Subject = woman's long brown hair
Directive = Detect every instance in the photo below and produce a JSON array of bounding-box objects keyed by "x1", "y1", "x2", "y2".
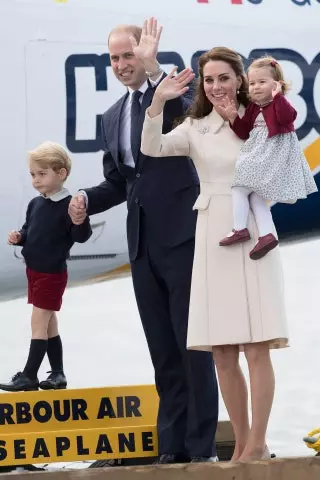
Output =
[{"x1": 187, "y1": 47, "x2": 249, "y2": 120}]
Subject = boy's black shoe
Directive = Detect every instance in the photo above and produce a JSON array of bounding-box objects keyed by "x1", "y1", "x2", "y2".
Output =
[
  {"x1": 39, "y1": 371, "x2": 67, "y2": 390},
  {"x1": 0, "y1": 372, "x2": 39, "y2": 392}
]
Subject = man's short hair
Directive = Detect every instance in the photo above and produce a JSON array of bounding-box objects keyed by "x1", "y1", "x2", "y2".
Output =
[{"x1": 108, "y1": 25, "x2": 142, "y2": 46}]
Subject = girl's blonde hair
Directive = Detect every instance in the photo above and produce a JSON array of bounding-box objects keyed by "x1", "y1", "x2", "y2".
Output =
[
  {"x1": 248, "y1": 56, "x2": 290, "y2": 95},
  {"x1": 28, "y1": 141, "x2": 72, "y2": 177}
]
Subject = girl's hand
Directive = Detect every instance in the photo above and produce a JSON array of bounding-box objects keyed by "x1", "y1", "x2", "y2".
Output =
[
  {"x1": 272, "y1": 81, "x2": 283, "y2": 98},
  {"x1": 215, "y1": 96, "x2": 238, "y2": 123},
  {"x1": 154, "y1": 66, "x2": 195, "y2": 102},
  {"x1": 8, "y1": 231, "x2": 21, "y2": 245}
]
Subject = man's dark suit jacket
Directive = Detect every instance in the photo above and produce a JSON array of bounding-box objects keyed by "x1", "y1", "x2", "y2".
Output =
[{"x1": 85, "y1": 83, "x2": 199, "y2": 261}]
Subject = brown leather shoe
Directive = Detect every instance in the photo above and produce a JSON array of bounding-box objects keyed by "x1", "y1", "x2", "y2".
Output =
[
  {"x1": 219, "y1": 228, "x2": 250, "y2": 246},
  {"x1": 249, "y1": 233, "x2": 278, "y2": 260}
]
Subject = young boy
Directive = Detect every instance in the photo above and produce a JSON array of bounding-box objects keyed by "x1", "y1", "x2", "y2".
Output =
[{"x1": 0, "y1": 141, "x2": 92, "y2": 392}]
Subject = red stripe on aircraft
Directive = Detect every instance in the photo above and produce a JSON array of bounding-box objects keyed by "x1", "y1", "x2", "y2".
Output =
[{"x1": 197, "y1": 0, "x2": 243, "y2": 3}]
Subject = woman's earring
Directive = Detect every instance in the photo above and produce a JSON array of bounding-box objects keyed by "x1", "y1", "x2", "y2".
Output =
[{"x1": 237, "y1": 90, "x2": 240, "y2": 94}]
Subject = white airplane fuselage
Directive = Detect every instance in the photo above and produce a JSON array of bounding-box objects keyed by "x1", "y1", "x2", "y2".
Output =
[{"x1": 1, "y1": 0, "x2": 319, "y2": 300}]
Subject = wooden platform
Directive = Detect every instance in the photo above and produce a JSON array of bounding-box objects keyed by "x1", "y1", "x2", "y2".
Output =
[{"x1": 0, "y1": 457, "x2": 319, "y2": 480}]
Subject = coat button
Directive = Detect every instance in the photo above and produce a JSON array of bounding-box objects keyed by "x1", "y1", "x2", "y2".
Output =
[
  {"x1": 135, "y1": 198, "x2": 139, "y2": 204},
  {"x1": 136, "y1": 173, "x2": 140, "y2": 178}
]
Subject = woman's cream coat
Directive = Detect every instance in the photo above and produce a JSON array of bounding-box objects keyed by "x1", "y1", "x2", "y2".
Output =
[{"x1": 141, "y1": 107, "x2": 288, "y2": 351}]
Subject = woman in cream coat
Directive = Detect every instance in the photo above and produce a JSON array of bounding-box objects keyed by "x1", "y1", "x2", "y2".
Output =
[{"x1": 141, "y1": 47, "x2": 289, "y2": 462}]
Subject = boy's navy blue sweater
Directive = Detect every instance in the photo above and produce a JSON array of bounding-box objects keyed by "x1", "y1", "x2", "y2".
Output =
[{"x1": 18, "y1": 192, "x2": 92, "y2": 273}]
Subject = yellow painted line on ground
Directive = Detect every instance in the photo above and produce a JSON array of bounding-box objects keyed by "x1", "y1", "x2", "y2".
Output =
[
  {"x1": 92, "y1": 263, "x2": 131, "y2": 281},
  {"x1": 88, "y1": 263, "x2": 131, "y2": 283},
  {"x1": 304, "y1": 137, "x2": 320, "y2": 171}
]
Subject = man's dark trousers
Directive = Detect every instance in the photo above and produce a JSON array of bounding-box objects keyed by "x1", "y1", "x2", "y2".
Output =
[{"x1": 131, "y1": 211, "x2": 218, "y2": 457}]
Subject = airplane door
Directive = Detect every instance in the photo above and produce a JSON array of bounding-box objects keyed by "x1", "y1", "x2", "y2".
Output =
[{"x1": 19, "y1": 40, "x2": 128, "y2": 259}]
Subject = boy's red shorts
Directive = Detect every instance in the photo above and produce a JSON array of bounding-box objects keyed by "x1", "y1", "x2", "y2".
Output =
[{"x1": 26, "y1": 268, "x2": 68, "y2": 312}]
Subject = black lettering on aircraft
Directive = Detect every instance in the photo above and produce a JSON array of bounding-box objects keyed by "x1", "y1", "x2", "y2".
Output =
[
  {"x1": 65, "y1": 48, "x2": 320, "y2": 153},
  {"x1": 65, "y1": 52, "x2": 184, "y2": 154}
]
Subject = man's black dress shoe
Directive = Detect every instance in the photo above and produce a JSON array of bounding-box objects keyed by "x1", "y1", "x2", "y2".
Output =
[
  {"x1": 0, "y1": 372, "x2": 39, "y2": 392},
  {"x1": 190, "y1": 456, "x2": 218, "y2": 463},
  {"x1": 154, "y1": 454, "x2": 190, "y2": 464},
  {"x1": 39, "y1": 371, "x2": 67, "y2": 390}
]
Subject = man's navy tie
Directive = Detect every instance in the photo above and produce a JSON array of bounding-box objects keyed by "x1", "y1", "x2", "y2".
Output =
[{"x1": 130, "y1": 90, "x2": 143, "y2": 163}]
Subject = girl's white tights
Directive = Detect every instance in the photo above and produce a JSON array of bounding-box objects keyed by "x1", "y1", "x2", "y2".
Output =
[{"x1": 232, "y1": 186, "x2": 274, "y2": 237}]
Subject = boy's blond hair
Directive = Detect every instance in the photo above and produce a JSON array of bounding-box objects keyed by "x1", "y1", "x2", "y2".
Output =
[
  {"x1": 28, "y1": 141, "x2": 72, "y2": 177},
  {"x1": 248, "y1": 56, "x2": 290, "y2": 95}
]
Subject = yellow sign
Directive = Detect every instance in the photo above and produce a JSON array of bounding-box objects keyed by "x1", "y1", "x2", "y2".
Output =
[
  {"x1": 0, "y1": 385, "x2": 159, "y2": 466},
  {"x1": 0, "y1": 385, "x2": 158, "y2": 434},
  {"x1": 0, "y1": 426, "x2": 158, "y2": 466}
]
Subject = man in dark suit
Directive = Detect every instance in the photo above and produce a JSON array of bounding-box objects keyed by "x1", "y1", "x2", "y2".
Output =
[{"x1": 69, "y1": 17, "x2": 218, "y2": 464}]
